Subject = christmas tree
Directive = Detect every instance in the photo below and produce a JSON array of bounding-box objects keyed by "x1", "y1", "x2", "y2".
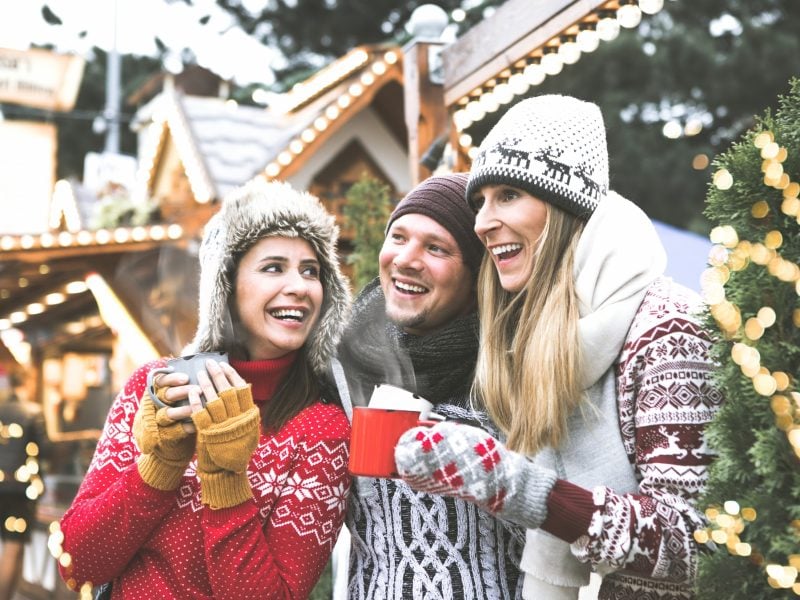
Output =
[{"x1": 696, "y1": 78, "x2": 800, "y2": 598}]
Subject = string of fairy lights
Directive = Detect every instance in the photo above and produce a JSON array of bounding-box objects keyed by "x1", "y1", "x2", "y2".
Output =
[
  {"x1": 451, "y1": 0, "x2": 666, "y2": 158},
  {"x1": 698, "y1": 130, "x2": 800, "y2": 594},
  {"x1": 262, "y1": 48, "x2": 400, "y2": 180},
  {"x1": 0, "y1": 421, "x2": 44, "y2": 540}
]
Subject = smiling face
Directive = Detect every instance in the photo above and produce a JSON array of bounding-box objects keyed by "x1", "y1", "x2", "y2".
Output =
[
  {"x1": 378, "y1": 213, "x2": 475, "y2": 336},
  {"x1": 233, "y1": 236, "x2": 323, "y2": 360},
  {"x1": 471, "y1": 184, "x2": 549, "y2": 293}
]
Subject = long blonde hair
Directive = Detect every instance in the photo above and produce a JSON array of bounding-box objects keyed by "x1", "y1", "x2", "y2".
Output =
[{"x1": 474, "y1": 205, "x2": 585, "y2": 454}]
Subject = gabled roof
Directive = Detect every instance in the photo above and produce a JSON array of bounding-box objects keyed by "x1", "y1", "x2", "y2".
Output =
[
  {"x1": 47, "y1": 179, "x2": 97, "y2": 232},
  {"x1": 134, "y1": 44, "x2": 405, "y2": 203}
]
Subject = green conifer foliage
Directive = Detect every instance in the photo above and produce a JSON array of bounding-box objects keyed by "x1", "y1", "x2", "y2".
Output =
[
  {"x1": 697, "y1": 78, "x2": 800, "y2": 598},
  {"x1": 343, "y1": 173, "x2": 394, "y2": 293}
]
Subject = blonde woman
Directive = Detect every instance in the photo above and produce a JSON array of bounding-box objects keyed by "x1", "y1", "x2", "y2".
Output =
[{"x1": 395, "y1": 95, "x2": 723, "y2": 599}]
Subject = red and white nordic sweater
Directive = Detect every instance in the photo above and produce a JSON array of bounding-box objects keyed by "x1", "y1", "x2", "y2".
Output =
[
  {"x1": 542, "y1": 277, "x2": 724, "y2": 598},
  {"x1": 58, "y1": 353, "x2": 351, "y2": 599}
]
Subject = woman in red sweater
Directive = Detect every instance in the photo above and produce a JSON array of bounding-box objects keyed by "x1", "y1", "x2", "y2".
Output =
[{"x1": 58, "y1": 179, "x2": 352, "y2": 599}]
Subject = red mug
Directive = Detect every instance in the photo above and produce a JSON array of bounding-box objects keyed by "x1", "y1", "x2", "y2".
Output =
[{"x1": 348, "y1": 384, "x2": 442, "y2": 478}]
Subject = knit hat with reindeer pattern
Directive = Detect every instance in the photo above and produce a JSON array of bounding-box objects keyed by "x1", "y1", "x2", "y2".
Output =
[{"x1": 465, "y1": 94, "x2": 609, "y2": 220}]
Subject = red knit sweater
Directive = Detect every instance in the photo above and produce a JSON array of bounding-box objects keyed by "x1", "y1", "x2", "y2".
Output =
[{"x1": 58, "y1": 353, "x2": 351, "y2": 599}]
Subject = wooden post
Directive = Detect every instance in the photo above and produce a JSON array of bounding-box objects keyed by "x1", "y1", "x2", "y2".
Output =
[{"x1": 403, "y1": 40, "x2": 448, "y2": 186}]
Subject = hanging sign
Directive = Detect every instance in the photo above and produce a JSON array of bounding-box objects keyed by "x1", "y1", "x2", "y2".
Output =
[{"x1": 0, "y1": 47, "x2": 85, "y2": 111}]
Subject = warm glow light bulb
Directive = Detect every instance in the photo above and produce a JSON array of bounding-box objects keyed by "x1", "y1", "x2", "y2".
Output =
[
  {"x1": 508, "y1": 72, "x2": 530, "y2": 96},
  {"x1": 541, "y1": 51, "x2": 563, "y2": 75},
  {"x1": 576, "y1": 27, "x2": 600, "y2": 52},
  {"x1": 479, "y1": 91, "x2": 500, "y2": 113},
  {"x1": 731, "y1": 342, "x2": 749, "y2": 365},
  {"x1": 558, "y1": 37, "x2": 581, "y2": 64},
  {"x1": 453, "y1": 109, "x2": 472, "y2": 131},
  {"x1": 617, "y1": 3, "x2": 642, "y2": 28},
  {"x1": 662, "y1": 121, "x2": 682, "y2": 139},
  {"x1": 597, "y1": 14, "x2": 620, "y2": 41},
  {"x1": 713, "y1": 169, "x2": 733, "y2": 190},
  {"x1": 753, "y1": 373, "x2": 778, "y2": 397},
  {"x1": 493, "y1": 82, "x2": 514, "y2": 105},
  {"x1": 639, "y1": 0, "x2": 664, "y2": 15},
  {"x1": 465, "y1": 100, "x2": 486, "y2": 122},
  {"x1": 524, "y1": 62, "x2": 546, "y2": 86}
]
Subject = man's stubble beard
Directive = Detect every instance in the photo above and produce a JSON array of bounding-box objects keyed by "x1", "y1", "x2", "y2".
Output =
[{"x1": 385, "y1": 304, "x2": 429, "y2": 332}]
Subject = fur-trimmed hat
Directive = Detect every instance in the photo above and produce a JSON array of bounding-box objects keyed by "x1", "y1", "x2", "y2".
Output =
[
  {"x1": 385, "y1": 173, "x2": 483, "y2": 274},
  {"x1": 466, "y1": 95, "x2": 609, "y2": 220},
  {"x1": 185, "y1": 178, "x2": 352, "y2": 375}
]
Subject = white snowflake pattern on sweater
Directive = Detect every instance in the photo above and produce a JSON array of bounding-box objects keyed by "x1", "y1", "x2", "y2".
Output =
[{"x1": 59, "y1": 360, "x2": 351, "y2": 599}]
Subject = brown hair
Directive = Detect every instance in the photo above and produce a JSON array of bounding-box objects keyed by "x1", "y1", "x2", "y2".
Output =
[{"x1": 224, "y1": 251, "x2": 323, "y2": 432}]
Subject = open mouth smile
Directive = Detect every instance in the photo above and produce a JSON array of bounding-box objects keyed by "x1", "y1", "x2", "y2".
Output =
[
  {"x1": 393, "y1": 279, "x2": 428, "y2": 294},
  {"x1": 269, "y1": 308, "x2": 307, "y2": 322},
  {"x1": 491, "y1": 243, "x2": 523, "y2": 260}
]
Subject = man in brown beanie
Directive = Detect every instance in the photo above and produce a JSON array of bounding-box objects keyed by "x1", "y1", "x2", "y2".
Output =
[{"x1": 328, "y1": 173, "x2": 525, "y2": 599}]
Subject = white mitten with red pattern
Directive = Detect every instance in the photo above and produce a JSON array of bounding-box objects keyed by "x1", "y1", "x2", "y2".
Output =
[{"x1": 394, "y1": 421, "x2": 557, "y2": 529}]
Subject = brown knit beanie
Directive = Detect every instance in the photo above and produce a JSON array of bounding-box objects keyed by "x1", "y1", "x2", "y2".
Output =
[{"x1": 385, "y1": 173, "x2": 483, "y2": 274}]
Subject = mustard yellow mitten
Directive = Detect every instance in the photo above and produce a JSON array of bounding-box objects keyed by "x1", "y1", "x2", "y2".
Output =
[
  {"x1": 133, "y1": 395, "x2": 195, "y2": 490},
  {"x1": 192, "y1": 385, "x2": 260, "y2": 509}
]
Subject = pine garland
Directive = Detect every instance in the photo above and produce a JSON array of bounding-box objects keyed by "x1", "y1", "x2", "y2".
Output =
[{"x1": 696, "y1": 78, "x2": 800, "y2": 598}]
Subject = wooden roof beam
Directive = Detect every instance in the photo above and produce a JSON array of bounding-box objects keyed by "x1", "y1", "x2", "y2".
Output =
[{"x1": 442, "y1": 0, "x2": 611, "y2": 107}]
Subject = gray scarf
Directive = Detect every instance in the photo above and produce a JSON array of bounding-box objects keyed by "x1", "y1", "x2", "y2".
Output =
[{"x1": 336, "y1": 278, "x2": 481, "y2": 414}]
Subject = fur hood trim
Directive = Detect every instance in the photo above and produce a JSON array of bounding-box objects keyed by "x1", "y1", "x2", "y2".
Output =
[{"x1": 185, "y1": 178, "x2": 351, "y2": 375}]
